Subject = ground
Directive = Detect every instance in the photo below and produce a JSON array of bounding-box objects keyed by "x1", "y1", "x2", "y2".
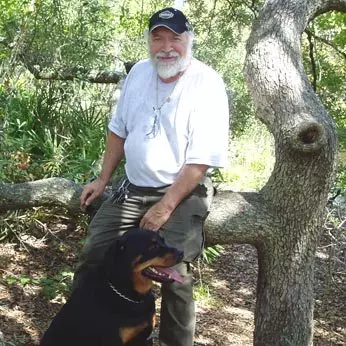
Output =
[{"x1": 0, "y1": 213, "x2": 345, "y2": 346}]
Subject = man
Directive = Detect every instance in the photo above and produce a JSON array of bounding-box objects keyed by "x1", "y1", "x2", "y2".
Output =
[{"x1": 76, "y1": 7, "x2": 229, "y2": 346}]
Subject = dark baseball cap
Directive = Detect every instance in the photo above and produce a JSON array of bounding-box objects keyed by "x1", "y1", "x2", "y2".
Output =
[{"x1": 149, "y1": 7, "x2": 191, "y2": 34}]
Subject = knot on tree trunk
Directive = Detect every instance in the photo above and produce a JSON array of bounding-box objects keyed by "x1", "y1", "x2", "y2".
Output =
[{"x1": 290, "y1": 121, "x2": 326, "y2": 152}]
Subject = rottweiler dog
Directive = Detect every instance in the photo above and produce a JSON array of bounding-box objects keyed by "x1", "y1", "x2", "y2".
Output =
[{"x1": 40, "y1": 228, "x2": 184, "y2": 346}]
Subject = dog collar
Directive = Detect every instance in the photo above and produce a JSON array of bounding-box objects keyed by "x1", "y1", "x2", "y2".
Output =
[{"x1": 108, "y1": 282, "x2": 144, "y2": 304}]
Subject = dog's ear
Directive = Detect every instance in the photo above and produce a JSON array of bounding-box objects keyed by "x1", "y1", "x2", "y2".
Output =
[
  {"x1": 112, "y1": 237, "x2": 126, "y2": 254},
  {"x1": 101, "y1": 229, "x2": 144, "y2": 278},
  {"x1": 101, "y1": 238, "x2": 126, "y2": 278},
  {"x1": 104, "y1": 230, "x2": 131, "y2": 257}
]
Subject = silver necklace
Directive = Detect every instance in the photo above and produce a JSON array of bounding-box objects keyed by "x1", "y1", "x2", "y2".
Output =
[
  {"x1": 146, "y1": 74, "x2": 180, "y2": 138},
  {"x1": 108, "y1": 282, "x2": 143, "y2": 304}
]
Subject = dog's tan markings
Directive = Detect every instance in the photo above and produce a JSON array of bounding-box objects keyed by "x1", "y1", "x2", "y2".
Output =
[
  {"x1": 119, "y1": 321, "x2": 149, "y2": 343},
  {"x1": 132, "y1": 253, "x2": 176, "y2": 294}
]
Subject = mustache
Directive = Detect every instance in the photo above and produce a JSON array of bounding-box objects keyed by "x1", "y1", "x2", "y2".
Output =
[{"x1": 155, "y1": 52, "x2": 180, "y2": 59}]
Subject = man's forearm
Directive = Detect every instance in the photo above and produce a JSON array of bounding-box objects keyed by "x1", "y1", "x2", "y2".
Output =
[
  {"x1": 160, "y1": 164, "x2": 209, "y2": 212},
  {"x1": 139, "y1": 164, "x2": 209, "y2": 231},
  {"x1": 99, "y1": 131, "x2": 125, "y2": 183}
]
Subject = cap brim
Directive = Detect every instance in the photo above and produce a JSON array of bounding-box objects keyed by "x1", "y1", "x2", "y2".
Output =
[{"x1": 150, "y1": 23, "x2": 185, "y2": 34}]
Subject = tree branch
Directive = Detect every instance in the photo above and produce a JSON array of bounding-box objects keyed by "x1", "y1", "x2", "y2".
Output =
[
  {"x1": 315, "y1": 0, "x2": 346, "y2": 16},
  {"x1": 204, "y1": 189, "x2": 277, "y2": 246},
  {"x1": 0, "y1": 178, "x2": 83, "y2": 213},
  {"x1": 305, "y1": 29, "x2": 346, "y2": 60},
  {"x1": 18, "y1": 53, "x2": 124, "y2": 83},
  {"x1": 207, "y1": 0, "x2": 218, "y2": 35},
  {"x1": 0, "y1": 179, "x2": 276, "y2": 246},
  {"x1": 306, "y1": 30, "x2": 318, "y2": 91},
  {"x1": 0, "y1": 39, "x2": 126, "y2": 83},
  {"x1": 24, "y1": 65, "x2": 124, "y2": 84}
]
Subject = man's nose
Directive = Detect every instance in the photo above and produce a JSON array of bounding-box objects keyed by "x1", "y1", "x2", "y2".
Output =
[{"x1": 162, "y1": 40, "x2": 173, "y2": 52}]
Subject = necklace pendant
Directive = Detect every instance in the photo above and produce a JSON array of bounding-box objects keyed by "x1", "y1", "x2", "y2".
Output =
[{"x1": 153, "y1": 106, "x2": 160, "y2": 117}]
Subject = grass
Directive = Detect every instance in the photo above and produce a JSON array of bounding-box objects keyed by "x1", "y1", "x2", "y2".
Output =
[
  {"x1": 222, "y1": 120, "x2": 275, "y2": 191},
  {"x1": 194, "y1": 281, "x2": 212, "y2": 302}
]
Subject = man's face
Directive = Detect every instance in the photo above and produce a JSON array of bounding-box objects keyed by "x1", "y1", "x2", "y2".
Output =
[
  {"x1": 149, "y1": 27, "x2": 191, "y2": 80},
  {"x1": 150, "y1": 27, "x2": 188, "y2": 57}
]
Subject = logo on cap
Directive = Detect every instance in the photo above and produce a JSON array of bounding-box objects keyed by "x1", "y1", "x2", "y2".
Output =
[{"x1": 159, "y1": 10, "x2": 174, "y2": 19}]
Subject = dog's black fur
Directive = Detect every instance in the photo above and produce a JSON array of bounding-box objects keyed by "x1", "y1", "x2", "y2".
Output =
[{"x1": 40, "y1": 228, "x2": 183, "y2": 346}]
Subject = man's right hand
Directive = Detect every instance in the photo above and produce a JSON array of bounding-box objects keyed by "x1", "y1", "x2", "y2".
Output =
[{"x1": 80, "y1": 178, "x2": 108, "y2": 208}]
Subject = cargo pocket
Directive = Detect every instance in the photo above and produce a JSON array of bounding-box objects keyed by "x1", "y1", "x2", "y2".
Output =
[
  {"x1": 188, "y1": 213, "x2": 205, "y2": 262},
  {"x1": 161, "y1": 193, "x2": 209, "y2": 262}
]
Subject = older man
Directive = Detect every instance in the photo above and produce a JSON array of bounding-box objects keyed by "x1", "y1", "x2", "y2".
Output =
[{"x1": 76, "y1": 7, "x2": 229, "y2": 346}]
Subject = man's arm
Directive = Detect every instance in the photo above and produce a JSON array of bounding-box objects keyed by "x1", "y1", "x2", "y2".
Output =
[
  {"x1": 139, "y1": 163, "x2": 209, "y2": 231},
  {"x1": 80, "y1": 131, "x2": 125, "y2": 207}
]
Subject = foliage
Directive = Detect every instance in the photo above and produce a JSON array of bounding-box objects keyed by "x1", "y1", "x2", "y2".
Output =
[
  {"x1": 4, "y1": 269, "x2": 73, "y2": 300},
  {"x1": 223, "y1": 120, "x2": 275, "y2": 191},
  {"x1": 0, "y1": 207, "x2": 84, "y2": 243},
  {"x1": 303, "y1": 12, "x2": 346, "y2": 152},
  {"x1": 323, "y1": 192, "x2": 346, "y2": 293},
  {"x1": 185, "y1": 0, "x2": 256, "y2": 134},
  {"x1": 0, "y1": 79, "x2": 111, "y2": 183},
  {"x1": 0, "y1": 208, "x2": 49, "y2": 243},
  {"x1": 0, "y1": 0, "x2": 119, "y2": 71},
  {"x1": 114, "y1": 0, "x2": 166, "y2": 63},
  {"x1": 193, "y1": 258, "x2": 213, "y2": 304},
  {"x1": 193, "y1": 280, "x2": 212, "y2": 302},
  {"x1": 202, "y1": 244, "x2": 224, "y2": 264}
]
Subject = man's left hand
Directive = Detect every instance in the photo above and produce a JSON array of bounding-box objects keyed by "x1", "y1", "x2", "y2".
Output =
[{"x1": 139, "y1": 201, "x2": 172, "y2": 231}]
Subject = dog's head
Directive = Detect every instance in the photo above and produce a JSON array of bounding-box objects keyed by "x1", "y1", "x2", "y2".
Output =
[{"x1": 102, "y1": 229, "x2": 184, "y2": 295}]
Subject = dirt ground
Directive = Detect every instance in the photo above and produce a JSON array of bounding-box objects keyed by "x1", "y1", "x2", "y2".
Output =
[{"x1": 0, "y1": 214, "x2": 345, "y2": 346}]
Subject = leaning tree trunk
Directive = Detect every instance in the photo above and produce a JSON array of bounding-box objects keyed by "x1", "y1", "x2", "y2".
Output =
[{"x1": 243, "y1": 0, "x2": 341, "y2": 345}]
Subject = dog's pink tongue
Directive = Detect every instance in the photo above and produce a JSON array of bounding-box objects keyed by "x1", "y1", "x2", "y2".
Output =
[{"x1": 158, "y1": 267, "x2": 184, "y2": 284}]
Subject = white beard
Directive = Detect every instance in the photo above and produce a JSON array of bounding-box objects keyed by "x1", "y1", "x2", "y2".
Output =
[{"x1": 151, "y1": 50, "x2": 192, "y2": 80}]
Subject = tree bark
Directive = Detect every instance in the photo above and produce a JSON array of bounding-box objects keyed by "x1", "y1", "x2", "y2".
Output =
[
  {"x1": 0, "y1": 179, "x2": 82, "y2": 213},
  {"x1": 0, "y1": 178, "x2": 111, "y2": 215},
  {"x1": 243, "y1": 0, "x2": 338, "y2": 345}
]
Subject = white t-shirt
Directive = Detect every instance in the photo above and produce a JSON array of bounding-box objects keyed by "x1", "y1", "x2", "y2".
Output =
[{"x1": 108, "y1": 58, "x2": 229, "y2": 187}]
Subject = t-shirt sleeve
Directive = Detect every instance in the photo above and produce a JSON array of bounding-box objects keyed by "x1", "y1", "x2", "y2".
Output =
[
  {"x1": 108, "y1": 69, "x2": 134, "y2": 138},
  {"x1": 185, "y1": 74, "x2": 230, "y2": 168}
]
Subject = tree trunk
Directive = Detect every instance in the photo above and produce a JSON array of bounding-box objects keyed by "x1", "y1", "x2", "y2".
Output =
[{"x1": 243, "y1": 0, "x2": 343, "y2": 344}]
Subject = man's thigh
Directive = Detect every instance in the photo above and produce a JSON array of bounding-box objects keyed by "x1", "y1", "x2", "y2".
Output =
[
  {"x1": 161, "y1": 193, "x2": 209, "y2": 262},
  {"x1": 84, "y1": 195, "x2": 146, "y2": 251}
]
